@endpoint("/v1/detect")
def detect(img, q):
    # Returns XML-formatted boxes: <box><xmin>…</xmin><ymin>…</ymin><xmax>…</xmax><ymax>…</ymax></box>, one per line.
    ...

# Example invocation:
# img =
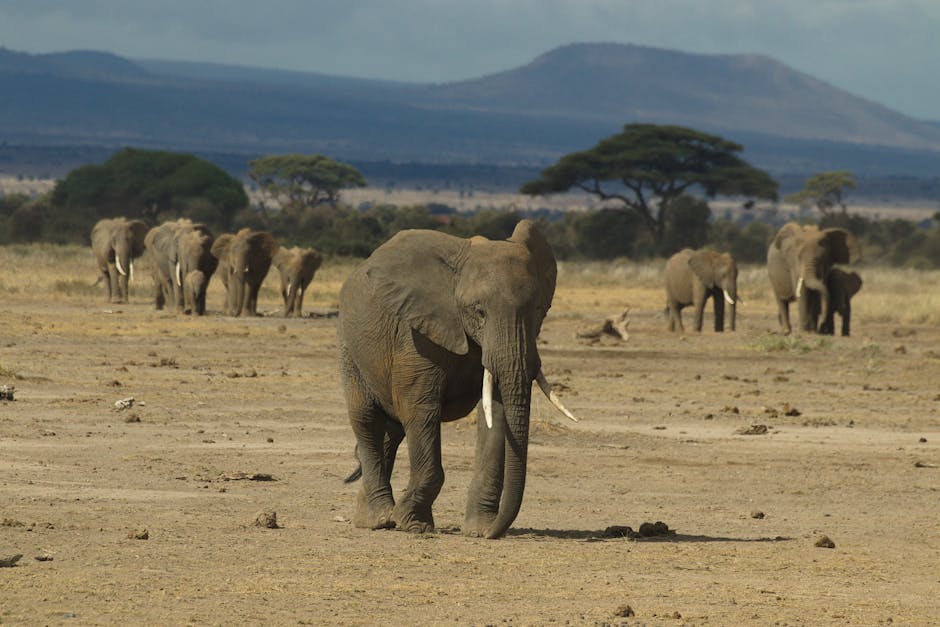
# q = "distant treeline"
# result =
<box><xmin>3</xmin><ymin>192</ymin><xmax>938</xmax><ymax>268</ymax></box>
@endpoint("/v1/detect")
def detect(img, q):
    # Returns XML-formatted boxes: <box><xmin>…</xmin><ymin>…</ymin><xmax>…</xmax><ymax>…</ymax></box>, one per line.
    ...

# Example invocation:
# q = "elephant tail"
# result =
<box><xmin>342</xmin><ymin>464</ymin><xmax>362</xmax><ymax>484</ymax></box>
<box><xmin>342</xmin><ymin>443</ymin><xmax>362</xmax><ymax>483</ymax></box>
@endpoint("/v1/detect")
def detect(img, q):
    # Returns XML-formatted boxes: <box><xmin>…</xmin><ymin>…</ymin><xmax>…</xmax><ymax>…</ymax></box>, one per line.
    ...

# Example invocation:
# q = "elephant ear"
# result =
<box><xmin>366</xmin><ymin>230</ymin><xmax>471</xmax><ymax>355</ymax></box>
<box><xmin>508</xmin><ymin>219</ymin><xmax>557</xmax><ymax>312</ymax></box>
<box><xmin>772</xmin><ymin>222</ymin><xmax>805</xmax><ymax>251</ymax></box>
<box><xmin>305</xmin><ymin>249</ymin><xmax>323</xmax><ymax>272</ymax></box>
<box><xmin>822</xmin><ymin>228</ymin><xmax>861</xmax><ymax>263</ymax></box>
<box><xmin>846</xmin><ymin>271</ymin><xmax>863</xmax><ymax>298</ymax></box>
<box><xmin>272</xmin><ymin>247</ymin><xmax>291</xmax><ymax>271</ymax></box>
<box><xmin>688</xmin><ymin>251</ymin><xmax>717</xmax><ymax>288</ymax></box>
<box><xmin>210</xmin><ymin>233</ymin><xmax>234</xmax><ymax>260</ymax></box>
<box><xmin>249</xmin><ymin>231</ymin><xmax>278</xmax><ymax>257</ymax></box>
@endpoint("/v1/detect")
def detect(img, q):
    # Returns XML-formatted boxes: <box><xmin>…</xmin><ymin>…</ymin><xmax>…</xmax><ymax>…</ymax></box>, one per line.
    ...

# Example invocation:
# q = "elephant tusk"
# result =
<box><xmin>129</xmin><ymin>261</ymin><xmax>134</xmax><ymax>282</ymax></box>
<box><xmin>482</xmin><ymin>368</ymin><xmax>494</xmax><ymax>429</ymax></box>
<box><xmin>287</xmin><ymin>281</ymin><xmax>292</xmax><ymax>294</ymax></box>
<box><xmin>723</xmin><ymin>289</ymin><xmax>735</xmax><ymax>306</ymax></box>
<box><xmin>796</xmin><ymin>276</ymin><xmax>804</xmax><ymax>298</ymax></box>
<box><xmin>115</xmin><ymin>256</ymin><xmax>127</xmax><ymax>277</ymax></box>
<box><xmin>175</xmin><ymin>262</ymin><xmax>182</xmax><ymax>287</ymax></box>
<box><xmin>536</xmin><ymin>370</ymin><xmax>579</xmax><ymax>423</ymax></box>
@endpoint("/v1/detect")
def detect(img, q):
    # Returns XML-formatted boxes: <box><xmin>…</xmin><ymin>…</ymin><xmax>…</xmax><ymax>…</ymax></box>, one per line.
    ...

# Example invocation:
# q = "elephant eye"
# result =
<box><xmin>474</xmin><ymin>304</ymin><xmax>486</xmax><ymax>319</ymax></box>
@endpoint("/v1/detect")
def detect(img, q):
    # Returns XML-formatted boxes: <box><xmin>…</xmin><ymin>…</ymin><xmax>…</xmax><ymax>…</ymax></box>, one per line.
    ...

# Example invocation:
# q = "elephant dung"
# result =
<box><xmin>253</xmin><ymin>510</ymin><xmax>279</xmax><ymax>529</ymax></box>
<box><xmin>0</xmin><ymin>385</ymin><xmax>14</xmax><ymax>401</ymax></box>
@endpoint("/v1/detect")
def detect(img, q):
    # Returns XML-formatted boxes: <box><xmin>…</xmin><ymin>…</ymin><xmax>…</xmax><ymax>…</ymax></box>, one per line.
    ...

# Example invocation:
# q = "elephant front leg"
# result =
<box><xmin>464</xmin><ymin>403</ymin><xmax>506</xmax><ymax>537</ymax></box>
<box><xmin>777</xmin><ymin>300</ymin><xmax>792</xmax><ymax>334</ymax></box>
<box><xmin>391</xmin><ymin>412</ymin><xmax>444</xmax><ymax>533</ymax></box>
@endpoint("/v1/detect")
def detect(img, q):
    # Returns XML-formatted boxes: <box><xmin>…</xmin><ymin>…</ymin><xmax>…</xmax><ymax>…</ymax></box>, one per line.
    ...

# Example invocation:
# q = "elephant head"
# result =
<box><xmin>220</xmin><ymin>228</ymin><xmax>278</xmax><ymax>317</ymax></box>
<box><xmin>91</xmin><ymin>217</ymin><xmax>148</xmax><ymax>303</ymax></box>
<box><xmin>273</xmin><ymin>246</ymin><xmax>323</xmax><ymax>317</ymax></box>
<box><xmin>770</xmin><ymin>222</ymin><xmax>860</xmax><ymax>332</ymax></box>
<box><xmin>360</xmin><ymin>219</ymin><xmax>568</xmax><ymax>538</ymax></box>
<box><xmin>688</xmin><ymin>249</ymin><xmax>738</xmax><ymax>331</ymax></box>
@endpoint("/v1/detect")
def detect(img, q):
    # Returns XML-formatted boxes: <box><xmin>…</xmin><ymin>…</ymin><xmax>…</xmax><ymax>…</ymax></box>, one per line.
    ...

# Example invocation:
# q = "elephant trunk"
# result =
<box><xmin>800</xmin><ymin>260</ymin><xmax>828</xmax><ymax>332</ymax></box>
<box><xmin>481</xmin><ymin>319</ymin><xmax>537</xmax><ymax>540</ymax></box>
<box><xmin>114</xmin><ymin>239</ymin><xmax>133</xmax><ymax>302</ymax></box>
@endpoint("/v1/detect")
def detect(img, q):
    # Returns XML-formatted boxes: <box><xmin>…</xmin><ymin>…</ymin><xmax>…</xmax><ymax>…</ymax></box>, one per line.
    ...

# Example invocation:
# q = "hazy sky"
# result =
<box><xmin>1</xmin><ymin>1</ymin><xmax>938</xmax><ymax>119</ymax></box>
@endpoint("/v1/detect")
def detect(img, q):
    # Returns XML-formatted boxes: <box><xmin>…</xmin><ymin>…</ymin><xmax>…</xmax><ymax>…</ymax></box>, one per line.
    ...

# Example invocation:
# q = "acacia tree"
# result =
<box><xmin>785</xmin><ymin>170</ymin><xmax>856</xmax><ymax>216</ymax></box>
<box><xmin>521</xmin><ymin>124</ymin><xmax>778</xmax><ymax>243</ymax></box>
<box><xmin>248</xmin><ymin>154</ymin><xmax>366</xmax><ymax>215</ymax></box>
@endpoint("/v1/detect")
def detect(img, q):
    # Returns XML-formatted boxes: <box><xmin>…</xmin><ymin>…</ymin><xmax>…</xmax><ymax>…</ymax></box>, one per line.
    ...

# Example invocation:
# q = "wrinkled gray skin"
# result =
<box><xmin>144</xmin><ymin>219</ymin><xmax>216</xmax><ymax>314</ymax></box>
<box><xmin>809</xmin><ymin>268</ymin><xmax>863</xmax><ymax>337</ymax></box>
<box><xmin>767</xmin><ymin>222</ymin><xmax>860</xmax><ymax>334</ymax></box>
<box><xmin>338</xmin><ymin>220</ymin><xmax>556</xmax><ymax>539</ymax></box>
<box><xmin>90</xmin><ymin>217</ymin><xmax>148</xmax><ymax>303</ymax></box>
<box><xmin>211</xmin><ymin>228</ymin><xmax>278</xmax><ymax>317</ymax></box>
<box><xmin>274</xmin><ymin>246</ymin><xmax>323</xmax><ymax>317</ymax></box>
<box><xmin>663</xmin><ymin>248</ymin><xmax>738</xmax><ymax>333</ymax></box>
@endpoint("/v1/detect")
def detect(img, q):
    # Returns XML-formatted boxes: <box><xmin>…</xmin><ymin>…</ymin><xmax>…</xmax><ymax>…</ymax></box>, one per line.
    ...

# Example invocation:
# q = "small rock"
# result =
<box><xmin>736</xmin><ymin>424</ymin><xmax>769</xmax><ymax>435</ymax></box>
<box><xmin>894</xmin><ymin>345</ymin><xmax>907</xmax><ymax>354</ymax></box>
<box><xmin>814</xmin><ymin>535</ymin><xmax>835</xmax><ymax>548</ymax></box>
<box><xmin>914</xmin><ymin>461</ymin><xmax>938</xmax><ymax>468</ymax></box>
<box><xmin>613</xmin><ymin>605</ymin><xmax>635</xmax><ymax>618</ymax></box>
<box><xmin>0</xmin><ymin>554</ymin><xmax>23</xmax><ymax>567</ymax></box>
<box><xmin>128</xmin><ymin>529</ymin><xmax>149</xmax><ymax>540</ymax></box>
<box><xmin>751</xmin><ymin>510</ymin><xmax>765</xmax><ymax>519</ymax></box>
<box><xmin>34</xmin><ymin>552</ymin><xmax>54</xmax><ymax>562</ymax></box>
<box><xmin>604</xmin><ymin>525</ymin><xmax>637</xmax><ymax>538</ymax></box>
<box><xmin>672</xmin><ymin>611</ymin><xmax>682</xmax><ymax>619</ymax></box>
<box><xmin>114</xmin><ymin>397</ymin><xmax>135</xmax><ymax>410</ymax></box>
<box><xmin>266</xmin><ymin>437</ymin><xmax>274</xmax><ymax>443</ymax></box>
<box><xmin>254</xmin><ymin>510</ymin><xmax>279</xmax><ymax>529</ymax></box>
<box><xmin>919</xmin><ymin>437</ymin><xmax>927</xmax><ymax>443</ymax></box>
<box><xmin>124</xmin><ymin>413</ymin><xmax>141</xmax><ymax>423</ymax></box>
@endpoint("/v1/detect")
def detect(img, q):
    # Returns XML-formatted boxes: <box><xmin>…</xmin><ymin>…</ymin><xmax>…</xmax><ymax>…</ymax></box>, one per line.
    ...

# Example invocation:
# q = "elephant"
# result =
<box><xmin>273</xmin><ymin>246</ymin><xmax>323</xmax><ymax>317</ymax></box>
<box><xmin>767</xmin><ymin>222</ymin><xmax>860</xmax><ymax>334</ymax></box>
<box><xmin>663</xmin><ymin>248</ymin><xmax>737</xmax><ymax>333</ymax></box>
<box><xmin>808</xmin><ymin>268</ymin><xmax>863</xmax><ymax>337</ymax></box>
<box><xmin>182</xmin><ymin>270</ymin><xmax>207</xmax><ymax>317</ymax></box>
<box><xmin>90</xmin><ymin>217</ymin><xmax>148</xmax><ymax>303</ymax></box>
<box><xmin>144</xmin><ymin>219</ymin><xmax>216</xmax><ymax>314</ymax></box>
<box><xmin>211</xmin><ymin>228</ymin><xmax>278</xmax><ymax>317</ymax></box>
<box><xmin>338</xmin><ymin>219</ymin><xmax>577</xmax><ymax>540</ymax></box>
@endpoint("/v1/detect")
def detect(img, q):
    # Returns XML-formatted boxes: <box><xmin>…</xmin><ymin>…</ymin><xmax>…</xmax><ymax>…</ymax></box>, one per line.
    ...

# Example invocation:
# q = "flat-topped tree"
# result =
<box><xmin>248</xmin><ymin>154</ymin><xmax>366</xmax><ymax>215</ymax></box>
<box><xmin>785</xmin><ymin>170</ymin><xmax>856</xmax><ymax>216</ymax></box>
<box><xmin>521</xmin><ymin>124</ymin><xmax>779</xmax><ymax>243</ymax></box>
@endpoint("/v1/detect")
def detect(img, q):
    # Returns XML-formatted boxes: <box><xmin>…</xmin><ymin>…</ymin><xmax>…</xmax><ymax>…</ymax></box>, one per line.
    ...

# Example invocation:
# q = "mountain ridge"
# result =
<box><xmin>2</xmin><ymin>43</ymin><xmax>939</xmax><ymax>176</ymax></box>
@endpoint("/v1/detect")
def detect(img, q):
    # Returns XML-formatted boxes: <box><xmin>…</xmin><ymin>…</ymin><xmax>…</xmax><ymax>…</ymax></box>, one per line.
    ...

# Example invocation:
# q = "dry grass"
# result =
<box><xmin>2</xmin><ymin>244</ymin><xmax>940</xmax><ymax>326</ymax></box>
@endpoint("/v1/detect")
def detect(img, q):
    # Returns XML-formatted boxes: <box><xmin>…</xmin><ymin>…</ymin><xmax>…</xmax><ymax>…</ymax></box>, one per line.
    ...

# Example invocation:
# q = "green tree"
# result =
<box><xmin>248</xmin><ymin>154</ymin><xmax>366</xmax><ymax>215</ymax></box>
<box><xmin>51</xmin><ymin>148</ymin><xmax>248</xmax><ymax>231</ymax></box>
<box><xmin>520</xmin><ymin>124</ymin><xmax>778</xmax><ymax>243</ymax></box>
<box><xmin>785</xmin><ymin>170</ymin><xmax>856</xmax><ymax>216</ymax></box>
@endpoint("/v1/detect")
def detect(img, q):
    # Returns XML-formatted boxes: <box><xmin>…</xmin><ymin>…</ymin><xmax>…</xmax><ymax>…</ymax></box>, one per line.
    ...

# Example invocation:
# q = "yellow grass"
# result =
<box><xmin>2</xmin><ymin>244</ymin><xmax>939</xmax><ymax>326</ymax></box>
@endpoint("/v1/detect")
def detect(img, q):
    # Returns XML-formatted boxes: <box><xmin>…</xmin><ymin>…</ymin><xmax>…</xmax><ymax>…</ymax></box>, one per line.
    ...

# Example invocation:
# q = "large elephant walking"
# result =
<box><xmin>90</xmin><ymin>217</ymin><xmax>148</xmax><ymax>303</ymax></box>
<box><xmin>338</xmin><ymin>220</ymin><xmax>577</xmax><ymax>539</ymax></box>
<box><xmin>144</xmin><ymin>219</ymin><xmax>217</xmax><ymax>314</ymax></box>
<box><xmin>663</xmin><ymin>248</ymin><xmax>737</xmax><ymax>333</ymax></box>
<box><xmin>211</xmin><ymin>228</ymin><xmax>278</xmax><ymax>317</ymax></box>
<box><xmin>273</xmin><ymin>246</ymin><xmax>323</xmax><ymax>317</ymax></box>
<box><xmin>767</xmin><ymin>222</ymin><xmax>860</xmax><ymax>334</ymax></box>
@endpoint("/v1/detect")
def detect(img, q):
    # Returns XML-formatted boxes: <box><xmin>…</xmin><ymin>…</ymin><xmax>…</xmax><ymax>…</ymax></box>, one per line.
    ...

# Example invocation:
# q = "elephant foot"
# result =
<box><xmin>462</xmin><ymin>510</ymin><xmax>497</xmax><ymax>537</ymax></box>
<box><xmin>391</xmin><ymin>501</ymin><xmax>435</xmax><ymax>533</ymax></box>
<box><xmin>353</xmin><ymin>492</ymin><xmax>395</xmax><ymax>530</ymax></box>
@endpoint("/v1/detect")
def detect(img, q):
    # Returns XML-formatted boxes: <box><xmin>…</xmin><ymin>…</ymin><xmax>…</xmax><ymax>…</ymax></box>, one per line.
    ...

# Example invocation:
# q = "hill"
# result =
<box><xmin>2</xmin><ymin>44</ymin><xmax>940</xmax><ymax>179</ymax></box>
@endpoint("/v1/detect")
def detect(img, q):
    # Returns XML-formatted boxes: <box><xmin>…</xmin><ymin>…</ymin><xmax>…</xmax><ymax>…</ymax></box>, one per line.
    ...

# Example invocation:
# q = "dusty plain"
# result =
<box><xmin>1</xmin><ymin>246</ymin><xmax>939</xmax><ymax>625</ymax></box>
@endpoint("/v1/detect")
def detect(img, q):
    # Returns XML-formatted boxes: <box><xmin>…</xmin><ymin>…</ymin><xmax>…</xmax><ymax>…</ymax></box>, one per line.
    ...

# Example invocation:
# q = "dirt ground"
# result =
<box><xmin>1</xmin><ymin>264</ymin><xmax>939</xmax><ymax>625</ymax></box>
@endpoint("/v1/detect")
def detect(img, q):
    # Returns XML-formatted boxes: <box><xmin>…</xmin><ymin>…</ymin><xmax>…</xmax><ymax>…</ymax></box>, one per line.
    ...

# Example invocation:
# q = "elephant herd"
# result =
<box><xmin>90</xmin><ymin>217</ymin><xmax>323</xmax><ymax>317</ymax></box>
<box><xmin>664</xmin><ymin>221</ymin><xmax>863</xmax><ymax>336</ymax></box>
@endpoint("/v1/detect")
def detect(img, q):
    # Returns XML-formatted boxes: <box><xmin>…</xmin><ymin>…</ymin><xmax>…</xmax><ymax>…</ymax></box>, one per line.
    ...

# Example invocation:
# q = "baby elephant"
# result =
<box><xmin>182</xmin><ymin>270</ymin><xmax>207</xmax><ymax>315</ymax></box>
<box><xmin>814</xmin><ymin>268</ymin><xmax>862</xmax><ymax>336</ymax></box>
<box><xmin>273</xmin><ymin>247</ymin><xmax>323</xmax><ymax>317</ymax></box>
<box><xmin>664</xmin><ymin>248</ymin><xmax>738</xmax><ymax>333</ymax></box>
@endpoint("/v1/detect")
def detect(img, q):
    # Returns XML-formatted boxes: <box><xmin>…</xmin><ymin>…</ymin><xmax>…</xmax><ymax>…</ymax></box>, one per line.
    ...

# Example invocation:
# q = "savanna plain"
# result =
<box><xmin>1</xmin><ymin>244</ymin><xmax>939</xmax><ymax>625</ymax></box>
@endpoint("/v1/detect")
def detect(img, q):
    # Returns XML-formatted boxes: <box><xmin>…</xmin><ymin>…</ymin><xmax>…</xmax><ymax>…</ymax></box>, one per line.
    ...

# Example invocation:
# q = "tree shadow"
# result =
<box><xmin>505</xmin><ymin>527</ymin><xmax>792</xmax><ymax>543</ymax></box>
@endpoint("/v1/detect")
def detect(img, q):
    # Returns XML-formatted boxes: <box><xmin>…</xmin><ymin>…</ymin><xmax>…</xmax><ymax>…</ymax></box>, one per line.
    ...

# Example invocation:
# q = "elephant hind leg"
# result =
<box><xmin>344</xmin><ymin>379</ymin><xmax>396</xmax><ymax>530</ymax></box>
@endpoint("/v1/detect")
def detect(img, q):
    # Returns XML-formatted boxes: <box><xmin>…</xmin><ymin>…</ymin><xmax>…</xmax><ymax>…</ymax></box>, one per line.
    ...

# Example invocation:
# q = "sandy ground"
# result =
<box><xmin>1</xmin><ymin>269</ymin><xmax>939</xmax><ymax>625</ymax></box>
